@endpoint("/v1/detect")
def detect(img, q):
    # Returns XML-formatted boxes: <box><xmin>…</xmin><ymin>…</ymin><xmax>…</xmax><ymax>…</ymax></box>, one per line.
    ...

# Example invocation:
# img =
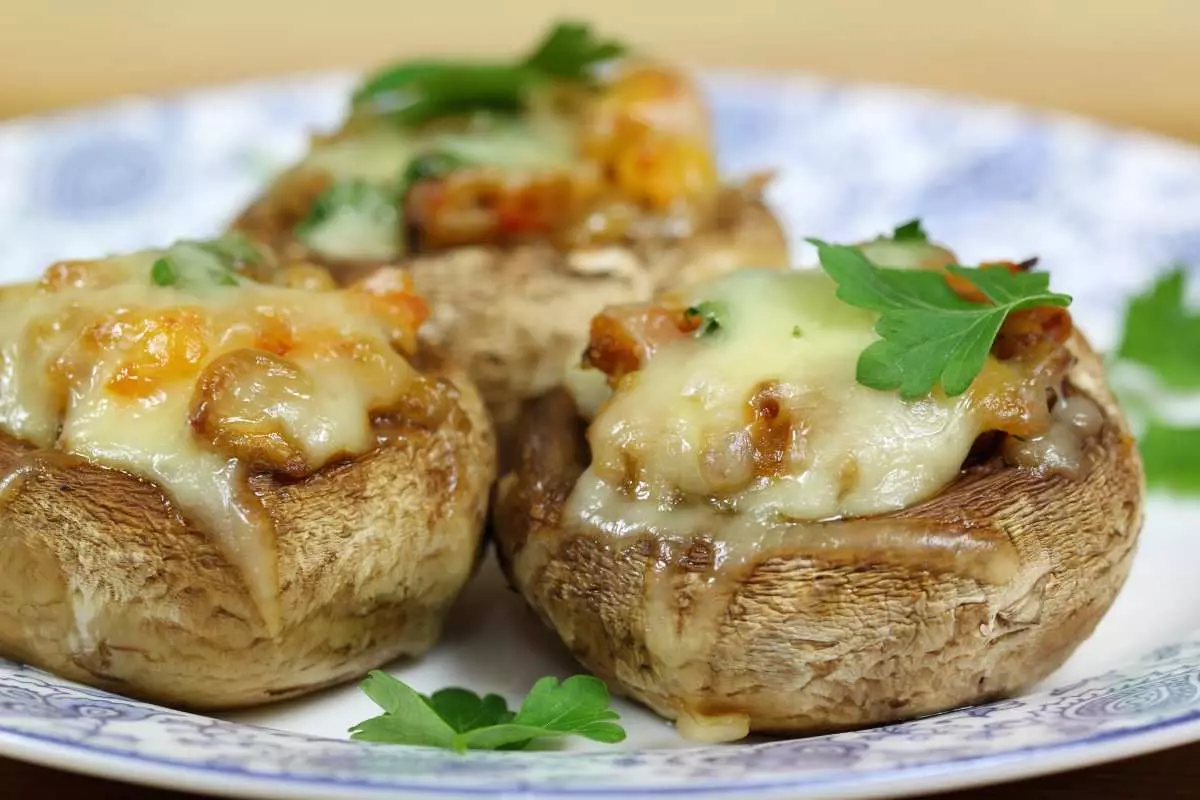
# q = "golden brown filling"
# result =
<box><xmin>568</xmin><ymin>256</ymin><xmax>1090</xmax><ymax>525</ymax></box>
<box><xmin>585</xmin><ymin>261</ymin><xmax>1076</xmax><ymax>448</ymax></box>
<box><xmin>252</xmin><ymin>62</ymin><xmax>727</xmax><ymax>263</ymax></box>
<box><xmin>0</xmin><ymin>242</ymin><xmax>435</xmax><ymax>627</ymax></box>
<box><xmin>406</xmin><ymin>66</ymin><xmax>718</xmax><ymax>250</ymax></box>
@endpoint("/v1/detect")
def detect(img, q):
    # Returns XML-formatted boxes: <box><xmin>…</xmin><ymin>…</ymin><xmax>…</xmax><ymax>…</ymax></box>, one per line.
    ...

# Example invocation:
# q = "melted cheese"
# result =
<box><xmin>303</xmin><ymin>116</ymin><xmax>576</xmax><ymax>184</ymax></box>
<box><xmin>1003</xmin><ymin>392</ymin><xmax>1104</xmax><ymax>476</ymax></box>
<box><xmin>304</xmin><ymin>126</ymin><xmax>419</xmax><ymax>183</ymax></box>
<box><xmin>295</xmin><ymin>114</ymin><xmax>581</xmax><ymax>261</ymax></box>
<box><xmin>554</xmin><ymin>266</ymin><xmax>1057</xmax><ymax>742</ymax></box>
<box><xmin>0</xmin><ymin>251</ymin><xmax>421</xmax><ymax>630</ymax></box>
<box><xmin>569</xmin><ymin>269</ymin><xmax>988</xmax><ymax>523</ymax></box>
<box><xmin>302</xmin><ymin>201</ymin><xmax>401</xmax><ymax>262</ymax></box>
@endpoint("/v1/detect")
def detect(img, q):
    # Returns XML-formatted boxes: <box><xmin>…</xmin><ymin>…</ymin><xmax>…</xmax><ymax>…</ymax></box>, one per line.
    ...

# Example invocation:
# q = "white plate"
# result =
<box><xmin>1</xmin><ymin>71</ymin><xmax>1199</xmax><ymax>800</ymax></box>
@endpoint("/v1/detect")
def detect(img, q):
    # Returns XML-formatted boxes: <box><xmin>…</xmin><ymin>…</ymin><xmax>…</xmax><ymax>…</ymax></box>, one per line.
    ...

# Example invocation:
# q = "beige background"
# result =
<box><xmin>3</xmin><ymin>0</ymin><xmax>1200</xmax><ymax>140</ymax></box>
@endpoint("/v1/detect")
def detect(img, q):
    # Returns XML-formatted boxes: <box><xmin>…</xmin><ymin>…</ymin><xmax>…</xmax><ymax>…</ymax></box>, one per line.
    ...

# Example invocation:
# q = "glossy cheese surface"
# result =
<box><xmin>0</xmin><ymin>249</ymin><xmax>422</xmax><ymax>628</ymax></box>
<box><xmin>570</xmin><ymin>268</ymin><xmax>989</xmax><ymax>523</ymax></box>
<box><xmin>279</xmin><ymin>63</ymin><xmax>720</xmax><ymax>260</ymax></box>
<box><xmin>297</xmin><ymin>115</ymin><xmax>578</xmax><ymax>260</ymax></box>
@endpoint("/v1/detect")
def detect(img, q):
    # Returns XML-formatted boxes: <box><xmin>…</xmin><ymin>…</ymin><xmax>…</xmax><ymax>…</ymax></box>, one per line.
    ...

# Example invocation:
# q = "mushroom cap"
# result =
<box><xmin>494</xmin><ymin>333</ymin><xmax>1144</xmax><ymax>737</ymax></box>
<box><xmin>0</xmin><ymin>364</ymin><xmax>496</xmax><ymax>710</ymax></box>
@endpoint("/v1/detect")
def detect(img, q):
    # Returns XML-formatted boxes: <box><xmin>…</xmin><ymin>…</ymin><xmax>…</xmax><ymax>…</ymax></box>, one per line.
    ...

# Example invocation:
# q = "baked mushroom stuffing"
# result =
<box><xmin>496</xmin><ymin>222</ymin><xmax>1143</xmax><ymax>741</ymax></box>
<box><xmin>238</xmin><ymin>22</ymin><xmax>753</xmax><ymax>262</ymax></box>
<box><xmin>0</xmin><ymin>235</ymin><xmax>495</xmax><ymax>708</ymax></box>
<box><xmin>232</xmin><ymin>22</ymin><xmax>787</xmax><ymax>450</ymax></box>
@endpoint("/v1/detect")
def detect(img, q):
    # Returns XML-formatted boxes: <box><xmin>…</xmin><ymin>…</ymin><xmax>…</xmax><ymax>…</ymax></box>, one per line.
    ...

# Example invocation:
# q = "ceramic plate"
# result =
<box><xmin>0</xmin><ymin>71</ymin><xmax>1199</xmax><ymax>800</ymax></box>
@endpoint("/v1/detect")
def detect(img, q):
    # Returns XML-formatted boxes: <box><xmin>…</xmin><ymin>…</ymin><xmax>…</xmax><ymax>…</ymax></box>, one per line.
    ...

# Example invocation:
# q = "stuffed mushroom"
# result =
<box><xmin>232</xmin><ymin>22</ymin><xmax>787</xmax><ymax>449</ymax></box>
<box><xmin>495</xmin><ymin>225</ymin><xmax>1144</xmax><ymax>741</ymax></box>
<box><xmin>0</xmin><ymin>237</ymin><xmax>495</xmax><ymax>709</ymax></box>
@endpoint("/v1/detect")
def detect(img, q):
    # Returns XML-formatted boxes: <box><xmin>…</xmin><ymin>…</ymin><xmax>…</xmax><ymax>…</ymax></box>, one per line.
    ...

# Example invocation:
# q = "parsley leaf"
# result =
<box><xmin>351</xmin><ymin>671</ymin><xmax>458</xmax><ymax>749</ymax></box>
<box><xmin>401</xmin><ymin>151</ymin><xmax>470</xmax><ymax>188</ymax></box>
<box><xmin>150</xmin><ymin>257</ymin><xmax>178</xmax><ymax>287</ymax></box>
<box><xmin>1139</xmin><ymin>422</ymin><xmax>1200</xmax><ymax>493</ymax></box>
<box><xmin>296</xmin><ymin>180</ymin><xmax>399</xmax><ymax>238</ymax></box>
<box><xmin>349</xmin><ymin>672</ymin><xmax>626</xmax><ymax>753</ymax></box>
<box><xmin>150</xmin><ymin>238</ymin><xmax>247</xmax><ymax>289</ymax></box>
<box><xmin>524</xmin><ymin>21</ymin><xmax>626</xmax><ymax>81</ymax></box>
<box><xmin>1116</xmin><ymin>267</ymin><xmax>1200</xmax><ymax>390</ymax></box>
<box><xmin>890</xmin><ymin>218</ymin><xmax>928</xmax><ymax>242</ymax></box>
<box><xmin>354</xmin><ymin>62</ymin><xmax>535</xmax><ymax>126</ymax></box>
<box><xmin>1109</xmin><ymin>266</ymin><xmax>1200</xmax><ymax>494</ymax></box>
<box><xmin>425</xmin><ymin>688</ymin><xmax>515</xmax><ymax>732</ymax></box>
<box><xmin>193</xmin><ymin>233</ymin><xmax>264</xmax><ymax>267</ymax></box>
<box><xmin>685</xmin><ymin>301</ymin><xmax>724</xmax><ymax>337</ymax></box>
<box><xmin>458</xmin><ymin>676</ymin><xmax>626</xmax><ymax>751</ymax></box>
<box><xmin>353</xmin><ymin>21</ymin><xmax>626</xmax><ymax>125</ymax></box>
<box><xmin>810</xmin><ymin>238</ymin><xmax>1072</xmax><ymax>398</ymax></box>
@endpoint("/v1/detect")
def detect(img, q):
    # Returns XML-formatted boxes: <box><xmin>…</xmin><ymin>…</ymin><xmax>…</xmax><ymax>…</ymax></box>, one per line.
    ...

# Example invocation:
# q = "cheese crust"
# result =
<box><xmin>0</xmin><ymin>245</ymin><xmax>496</xmax><ymax>708</ymax></box>
<box><xmin>495</xmin><ymin>267</ymin><xmax>1143</xmax><ymax>739</ymax></box>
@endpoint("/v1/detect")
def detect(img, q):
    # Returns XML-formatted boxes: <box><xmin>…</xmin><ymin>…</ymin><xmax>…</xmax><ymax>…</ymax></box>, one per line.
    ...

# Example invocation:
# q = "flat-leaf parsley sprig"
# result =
<box><xmin>1109</xmin><ymin>266</ymin><xmax>1200</xmax><ymax>493</ymax></box>
<box><xmin>353</xmin><ymin>21</ymin><xmax>626</xmax><ymax>126</ymax></box>
<box><xmin>1116</xmin><ymin>267</ymin><xmax>1200</xmax><ymax>391</ymax></box>
<box><xmin>350</xmin><ymin>672</ymin><xmax>626</xmax><ymax>752</ymax></box>
<box><xmin>809</xmin><ymin>237</ymin><xmax>1072</xmax><ymax>399</ymax></box>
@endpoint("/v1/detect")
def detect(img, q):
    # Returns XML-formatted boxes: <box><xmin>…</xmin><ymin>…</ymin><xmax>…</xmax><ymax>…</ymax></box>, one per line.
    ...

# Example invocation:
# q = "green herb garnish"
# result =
<box><xmin>149</xmin><ymin>238</ymin><xmax>248</xmax><ymax>289</ymax></box>
<box><xmin>296</xmin><ymin>179</ymin><xmax>399</xmax><ymax>238</ymax></box>
<box><xmin>1139</xmin><ymin>422</ymin><xmax>1200</xmax><ymax>493</ymax></box>
<box><xmin>401</xmin><ymin>151</ymin><xmax>471</xmax><ymax>188</ymax></box>
<box><xmin>524</xmin><ymin>21</ymin><xmax>626</xmax><ymax>81</ymax></box>
<box><xmin>150</xmin><ymin>257</ymin><xmax>178</xmax><ymax>287</ymax></box>
<box><xmin>810</xmin><ymin>237</ymin><xmax>1072</xmax><ymax>398</ymax></box>
<box><xmin>1109</xmin><ymin>266</ymin><xmax>1200</xmax><ymax>494</ymax></box>
<box><xmin>685</xmin><ymin>301</ymin><xmax>724</xmax><ymax>337</ymax></box>
<box><xmin>349</xmin><ymin>672</ymin><xmax>625</xmax><ymax>752</ymax></box>
<box><xmin>354</xmin><ymin>62</ymin><xmax>534</xmax><ymax>126</ymax></box>
<box><xmin>193</xmin><ymin>233</ymin><xmax>264</xmax><ymax>268</ymax></box>
<box><xmin>1116</xmin><ymin>267</ymin><xmax>1200</xmax><ymax>390</ymax></box>
<box><xmin>890</xmin><ymin>218</ymin><xmax>929</xmax><ymax>243</ymax></box>
<box><xmin>353</xmin><ymin>21</ymin><xmax>626</xmax><ymax>126</ymax></box>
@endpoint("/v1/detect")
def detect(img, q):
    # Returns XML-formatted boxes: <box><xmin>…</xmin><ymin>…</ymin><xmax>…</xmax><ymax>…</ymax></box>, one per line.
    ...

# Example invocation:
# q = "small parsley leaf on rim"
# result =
<box><xmin>890</xmin><ymin>219</ymin><xmax>929</xmax><ymax>243</ymax></box>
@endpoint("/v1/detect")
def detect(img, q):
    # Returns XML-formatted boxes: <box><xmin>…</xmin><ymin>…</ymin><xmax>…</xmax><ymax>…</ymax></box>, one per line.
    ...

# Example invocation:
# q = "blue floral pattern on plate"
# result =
<box><xmin>0</xmin><ymin>71</ymin><xmax>1199</xmax><ymax>799</ymax></box>
<box><xmin>3</xmin><ymin>644</ymin><xmax>1200</xmax><ymax>798</ymax></box>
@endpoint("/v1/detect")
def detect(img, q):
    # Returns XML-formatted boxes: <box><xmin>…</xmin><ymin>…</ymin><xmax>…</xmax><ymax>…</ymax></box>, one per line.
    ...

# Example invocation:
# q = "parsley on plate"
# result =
<box><xmin>350</xmin><ymin>672</ymin><xmax>626</xmax><ymax>753</ymax></box>
<box><xmin>1109</xmin><ymin>266</ymin><xmax>1200</xmax><ymax>493</ymax></box>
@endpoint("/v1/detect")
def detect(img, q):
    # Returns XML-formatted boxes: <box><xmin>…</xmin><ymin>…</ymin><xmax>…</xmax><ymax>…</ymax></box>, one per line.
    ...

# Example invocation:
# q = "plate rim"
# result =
<box><xmin>3</xmin><ymin>695</ymin><xmax>1200</xmax><ymax>800</ymax></box>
